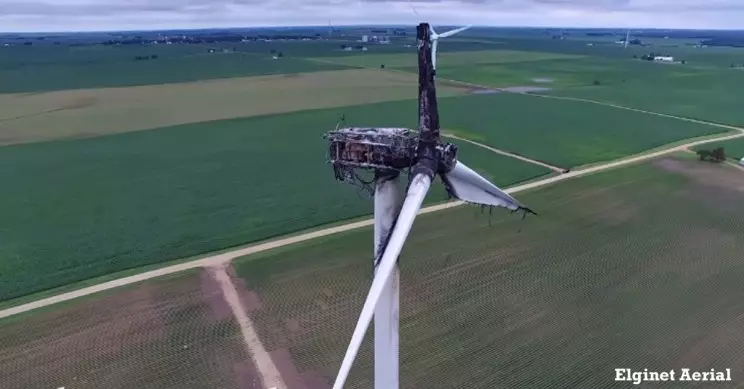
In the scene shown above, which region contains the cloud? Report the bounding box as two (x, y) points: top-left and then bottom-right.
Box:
(0, 0), (742, 32)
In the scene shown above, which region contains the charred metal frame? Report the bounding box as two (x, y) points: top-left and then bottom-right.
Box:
(412, 23), (442, 180)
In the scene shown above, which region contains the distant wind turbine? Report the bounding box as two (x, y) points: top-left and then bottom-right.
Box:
(625, 29), (631, 48)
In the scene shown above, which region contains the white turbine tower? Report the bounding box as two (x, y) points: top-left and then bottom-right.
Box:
(324, 22), (534, 389)
(625, 29), (631, 48)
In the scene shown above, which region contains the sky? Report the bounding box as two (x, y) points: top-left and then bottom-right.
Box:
(0, 0), (742, 33)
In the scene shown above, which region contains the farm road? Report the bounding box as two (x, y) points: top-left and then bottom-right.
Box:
(443, 133), (566, 173)
(1, 123), (742, 321)
(210, 264), (287, 389)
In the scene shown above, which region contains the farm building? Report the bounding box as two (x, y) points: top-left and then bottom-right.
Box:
(740, 157), (744, 166)
(654, 56), (675, 62)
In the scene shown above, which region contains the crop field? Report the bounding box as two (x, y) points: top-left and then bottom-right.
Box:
(0, 269), (259, 389)
(0, 45), (348, 93)
(311, 49), (584, 69)
(440, 34), (744, 68)
(238, 39), (499, 58)
(364, 52), (744, 127)
(539, 60), (744, 127)
(234, 156), (744, 388)
(0, 68), (470, 145)
(427, 56), (676, 89)
(437, 93), (725, 169)
(0, 108), (550, 302)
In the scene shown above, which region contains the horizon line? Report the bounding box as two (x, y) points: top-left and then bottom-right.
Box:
(2, 23), (743, 35)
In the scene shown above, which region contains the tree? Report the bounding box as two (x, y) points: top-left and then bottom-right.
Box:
(712, 147), (726, 162)
(277, 52), (284, 58)
(593, 79), (601, 86)
(697, 147), (726, 162)
(696, 149), (711, 161)
(380, 64), (385, 69)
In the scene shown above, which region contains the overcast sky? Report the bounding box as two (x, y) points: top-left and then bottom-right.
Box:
(0, 0), (741, 32)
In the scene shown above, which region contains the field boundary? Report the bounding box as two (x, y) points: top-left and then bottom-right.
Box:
(1, 123), (742, 320)
(443, 133), (566, 173)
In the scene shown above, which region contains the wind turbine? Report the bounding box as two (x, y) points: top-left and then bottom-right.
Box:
(625, 29), (631, 48)
(324, 22), (535, 389)
(405, 0), (472, 74)
(430, 25), (472, 73)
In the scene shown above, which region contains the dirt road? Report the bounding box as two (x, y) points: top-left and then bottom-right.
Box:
(211, 265), (287, 389)
(1, 123), (742, 320)
(443, 133), (566, 173)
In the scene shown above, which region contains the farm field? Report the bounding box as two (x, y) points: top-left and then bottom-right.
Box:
(311, 49), (584, 69)
(0, 68), (470, 145)
(437, 33), (744, 68)
(234, 156), (744, 388)
(436, 92), (726, 169)
(413, 56), (744, 128)
(0, 44), (351, 94)
(0, 270), (258, 389)
(0, 111), (550, 302)
(546, 65), (744, 127)
(230, 39), (498, 58)
(428, 56), (684, 89)
(318, 47), (744, 128)
(0, 39), (512, 94)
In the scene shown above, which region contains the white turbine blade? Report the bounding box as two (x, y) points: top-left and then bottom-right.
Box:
(437, 25), (472, 38)
(442, 161), (533, 213)
(432, 39), (438, 70)
(407, 0), (420, 18)
(332, 174), (432, 389)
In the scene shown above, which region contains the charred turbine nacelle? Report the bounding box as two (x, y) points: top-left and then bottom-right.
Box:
(324, 127), (458, 188)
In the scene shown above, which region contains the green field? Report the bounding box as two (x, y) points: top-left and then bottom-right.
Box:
(438, 93), (725, 168)
(546, 63), (744, 127)
(392, 53), (744, 127)
(0, 110), (550, 302)
(0, 45), (349, 93)
(234, 156), (744, 388)
(0, 270), (252, 389)
(312, 49), (584, 69)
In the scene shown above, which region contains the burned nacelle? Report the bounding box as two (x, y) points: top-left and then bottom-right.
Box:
(324, 127), (459, 190)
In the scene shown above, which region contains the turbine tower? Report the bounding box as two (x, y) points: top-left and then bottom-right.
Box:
(324, 22), (535, 389)
(625, 29), (631, 48)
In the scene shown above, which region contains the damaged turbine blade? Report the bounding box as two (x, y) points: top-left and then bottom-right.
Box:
(441, 161), (536, 214)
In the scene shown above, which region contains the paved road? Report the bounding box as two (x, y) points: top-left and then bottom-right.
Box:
(1, 113), (742, 321)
